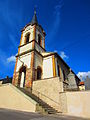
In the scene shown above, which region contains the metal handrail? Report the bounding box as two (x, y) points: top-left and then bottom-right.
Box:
(32, 89), (60, 105)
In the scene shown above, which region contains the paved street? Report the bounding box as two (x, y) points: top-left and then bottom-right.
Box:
(0, 108), (89, 120)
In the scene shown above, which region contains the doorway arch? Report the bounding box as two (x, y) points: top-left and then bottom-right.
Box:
(18, 66), (26, 88)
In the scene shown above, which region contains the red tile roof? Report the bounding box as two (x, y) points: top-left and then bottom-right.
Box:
(79, 81), (84, 85)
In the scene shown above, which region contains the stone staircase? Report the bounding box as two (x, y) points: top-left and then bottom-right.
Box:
(17, 87), (58, 114)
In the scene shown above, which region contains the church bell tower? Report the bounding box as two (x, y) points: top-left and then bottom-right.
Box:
(12, 10), (46, 88)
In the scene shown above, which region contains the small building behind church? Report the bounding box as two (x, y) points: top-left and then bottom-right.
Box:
(84, 76), (90, 90)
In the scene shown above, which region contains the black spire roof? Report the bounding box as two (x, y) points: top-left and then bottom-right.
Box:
(30, 9), (38, 25)
(21, 8), (46, 35)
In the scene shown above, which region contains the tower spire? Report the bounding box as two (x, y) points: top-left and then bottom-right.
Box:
(34, 6), (36, 14)
(31, 7), (38, 25)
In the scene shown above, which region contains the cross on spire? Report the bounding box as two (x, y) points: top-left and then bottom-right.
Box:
(34, 6), (36, 14)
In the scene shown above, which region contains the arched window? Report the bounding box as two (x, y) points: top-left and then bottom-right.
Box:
(18, 66), (26, 87)
(25, 33), (30, 44)
(57, 65), (60, 77)
(38, 34), (42, 46)
(37, 67), (42, 80)
(63, 70), (65, 81)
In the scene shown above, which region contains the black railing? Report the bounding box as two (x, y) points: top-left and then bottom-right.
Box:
(32, 89), (60, 106)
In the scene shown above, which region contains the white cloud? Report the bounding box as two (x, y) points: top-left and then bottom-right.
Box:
(60, 51), (68, 59)
(47, 0), (64, 43)
(54, 0), (64, 15)
(77, 71), (90, 80)
(7, 55), (16, 63)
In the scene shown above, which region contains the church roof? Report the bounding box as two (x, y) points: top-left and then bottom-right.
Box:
(21, 10), (46, 35)
(42, 52), (55, 56)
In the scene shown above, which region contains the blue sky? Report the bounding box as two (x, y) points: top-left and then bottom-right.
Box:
(0, 0), (90, 79)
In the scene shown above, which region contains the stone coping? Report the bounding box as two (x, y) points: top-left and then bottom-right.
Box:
(59, 90), (90, 94)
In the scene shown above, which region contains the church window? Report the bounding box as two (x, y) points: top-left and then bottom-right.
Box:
(38, 34), (42, 46)
(57, 65), (60, 77)
(37, 67), (42, 80)
(25, 33), (30, 44)
(63, 70), (65, 81)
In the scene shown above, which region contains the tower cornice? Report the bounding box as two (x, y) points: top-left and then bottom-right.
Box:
(16, 49), (43, 58)
(18, 39), (46, 51)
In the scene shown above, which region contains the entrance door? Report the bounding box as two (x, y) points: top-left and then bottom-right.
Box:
(20, 72), (25, 88)
(18, 66), (26, 88)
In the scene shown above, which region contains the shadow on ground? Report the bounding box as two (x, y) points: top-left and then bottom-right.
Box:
(0, 108), (89, 120)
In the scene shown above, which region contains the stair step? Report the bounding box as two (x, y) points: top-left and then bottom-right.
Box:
(48, 111), (56, 114)
(46, 110), (56, 112)
(17, 87), (58, 114)
(45, 108), (56, 111)
(39, 104), (49, 106)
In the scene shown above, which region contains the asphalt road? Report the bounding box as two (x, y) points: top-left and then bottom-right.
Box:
(0, 108), (89, 120)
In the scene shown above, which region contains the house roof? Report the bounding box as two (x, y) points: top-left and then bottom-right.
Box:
(0, 76), (12, 84)
(79, 81), (84, 85)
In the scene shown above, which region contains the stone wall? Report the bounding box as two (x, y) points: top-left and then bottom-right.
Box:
(0, 84), (37, 112)
(60, 91), (90, 118)
(32, 77), (63, 111)
(32, 77), (90, 118)
(13, 68), (32, 88)
(25, 68), (32, 87)
(12, 72), (19, 86)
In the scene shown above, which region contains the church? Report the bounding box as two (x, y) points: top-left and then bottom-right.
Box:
(1, 10), (90, 118)
(12, 10), (80, 90)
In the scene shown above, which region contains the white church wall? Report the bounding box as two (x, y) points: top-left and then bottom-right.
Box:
(16, 53), (31, 72)
(43, 56), (53, 79)
(30, 27), (35, 41)
(19, 42), (32, 54)
(34, 52), (43, 69)
(36, 29), (44, 48)
(42, 40), (44, 48)
(20, 33), (25, 45)
(36, 29), (44, 42)
(35, 43), (45, 53)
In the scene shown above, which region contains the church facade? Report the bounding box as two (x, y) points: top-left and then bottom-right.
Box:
(12, 11), (80, 89)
